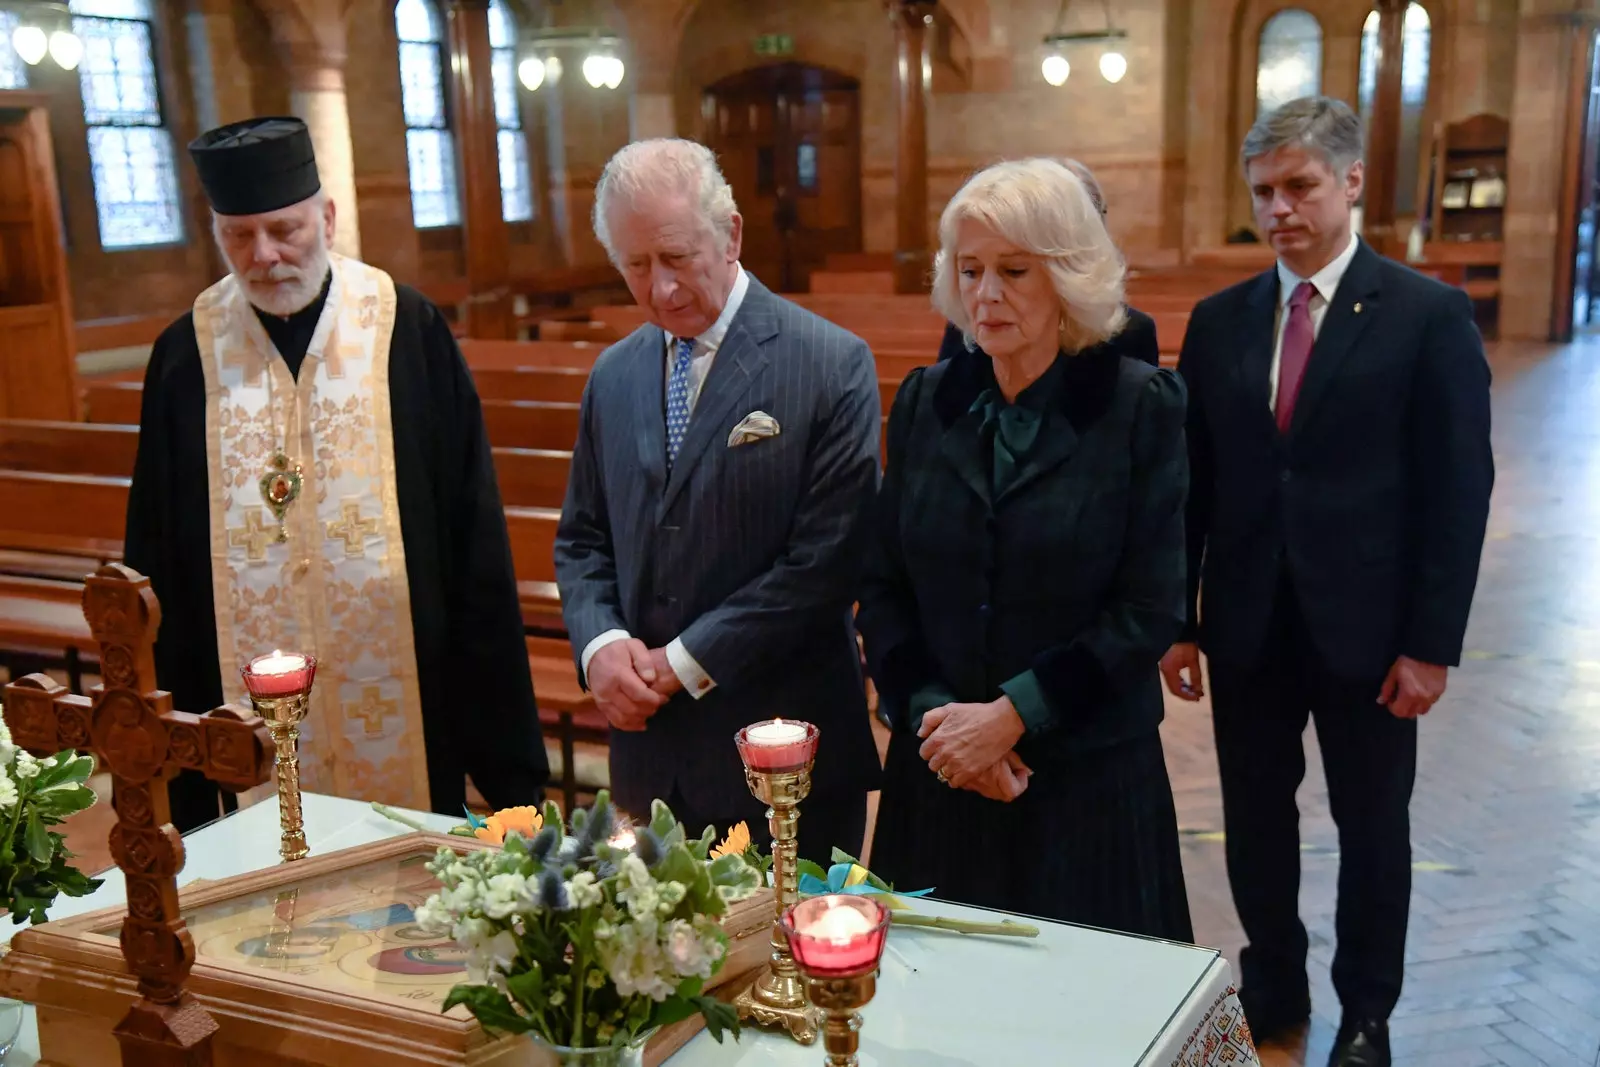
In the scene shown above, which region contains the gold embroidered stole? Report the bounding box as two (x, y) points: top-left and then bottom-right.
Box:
(195, 253), (431, 810)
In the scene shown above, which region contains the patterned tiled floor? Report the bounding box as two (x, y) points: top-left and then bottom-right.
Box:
(54, 339), (1600, 1065)
(1167, 339), (1600, 1067)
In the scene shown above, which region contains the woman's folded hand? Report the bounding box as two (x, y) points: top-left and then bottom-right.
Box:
(966, 751), (1034, 802)
(919, 696), (1028, 788)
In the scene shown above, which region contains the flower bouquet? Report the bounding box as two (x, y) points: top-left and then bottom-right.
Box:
(409, 791), (760, 1061)
(0, 718), (103, 925)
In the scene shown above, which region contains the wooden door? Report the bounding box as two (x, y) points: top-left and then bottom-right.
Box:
(701, 64), (862, 293)
(0, 96), (79, 422)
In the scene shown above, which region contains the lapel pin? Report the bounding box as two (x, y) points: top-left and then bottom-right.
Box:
(1353, 302), (1363, 314)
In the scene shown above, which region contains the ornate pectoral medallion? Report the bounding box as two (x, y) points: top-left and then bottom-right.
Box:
(259, 451), (305, 542)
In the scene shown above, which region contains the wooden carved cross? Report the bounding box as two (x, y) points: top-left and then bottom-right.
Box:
(1, 564), (275, 1067)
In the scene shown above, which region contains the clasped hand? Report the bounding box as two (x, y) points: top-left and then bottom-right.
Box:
(918, 697), (1032, 802)
(587, 639), (682, 731)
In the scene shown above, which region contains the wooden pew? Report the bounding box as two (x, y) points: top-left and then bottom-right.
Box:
(495, 448), (571, 509)
(460, 339), (608, 370)
(482, 401), (582, 452)
(0, 421), (138, 477)
(810, 271), (894, 295)
(83, 381), (143, 424)
(472, 366), (590, 405)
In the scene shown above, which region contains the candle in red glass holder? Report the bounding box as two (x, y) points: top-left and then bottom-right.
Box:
(780, 895), (891, 977)
(735, 718), (819, 772)
(241, 650), (317, 699)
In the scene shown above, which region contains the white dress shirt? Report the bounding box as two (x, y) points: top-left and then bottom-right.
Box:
(578, 264), (751, 699)
(1268, 234), (1361, 415)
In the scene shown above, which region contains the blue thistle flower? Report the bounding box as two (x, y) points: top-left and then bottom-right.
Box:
(538, 868), (572, 910)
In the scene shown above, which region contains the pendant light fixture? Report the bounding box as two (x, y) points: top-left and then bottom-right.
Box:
(1041, 0), (1128, 86)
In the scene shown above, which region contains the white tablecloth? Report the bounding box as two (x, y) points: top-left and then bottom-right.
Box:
(3, 795), (1258, 1066)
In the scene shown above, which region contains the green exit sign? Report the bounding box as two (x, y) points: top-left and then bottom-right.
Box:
(754, 33), (794, 56)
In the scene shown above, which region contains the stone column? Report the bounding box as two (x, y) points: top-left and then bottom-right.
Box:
(445, 0), (513, 339)
(887, 0), (936, 294)
(184, 0), (255, 134)
(1362, 0), (1408, 254)
(284, 42), (362, 260)
(630, 93), (675, 140)
(1501, 4), (1600, 339)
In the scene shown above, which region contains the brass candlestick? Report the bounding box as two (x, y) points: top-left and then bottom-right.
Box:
(805, 972), (878, 1067)
(781, 895), (891, 1067)
(733, 721), (822, 1044)
(240, 653), (317, 863)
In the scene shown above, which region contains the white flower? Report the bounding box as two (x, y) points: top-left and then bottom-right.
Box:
(441, 881), (481, 914)
(662, 919), (713, 979)
(480, 872), (536, 920)
(0, 776), (18, 813)
(466, 930), (520, 984)
(657, 880), (687, 913)
(413, 896), (453, 935)
(549, 989), (566, 1007)
(13, 752), (39, 780)
(597, 920), (676, 1001)
(452, 915), (493, 947)
(567, 871), (603, 910)
(616, 856), (660, 919)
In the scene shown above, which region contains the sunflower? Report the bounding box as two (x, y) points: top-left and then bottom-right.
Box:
(474, 805), (543, 845)
(710, 821), (751, 860)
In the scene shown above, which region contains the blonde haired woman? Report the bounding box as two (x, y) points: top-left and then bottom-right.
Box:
(857, 159), (1192, 936)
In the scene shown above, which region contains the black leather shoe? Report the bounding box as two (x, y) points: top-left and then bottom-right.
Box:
(1237, 985), (1311, 1042)
(1328, 1017), (1390, 1067)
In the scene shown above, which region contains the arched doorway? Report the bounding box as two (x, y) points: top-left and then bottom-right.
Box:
(700, 64), (862, 293)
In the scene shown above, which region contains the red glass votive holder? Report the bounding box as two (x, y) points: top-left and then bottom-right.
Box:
(241, 651), (318, 700)
(735, 719), (820, 773)
(780, 895), (891, 978)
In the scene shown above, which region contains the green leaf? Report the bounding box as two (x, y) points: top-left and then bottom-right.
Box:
(687, 824), (717, 862)
(691, 996), (741, 1043)
(504, 968), (546, 1014)
(23, 812), (53, 865)
(33, 785), (96, 820)
(441, 985), (532, 1035)
(795, 858), (828, 885)
(542, 798), (563, 835)
(648, 995), (700, 1030)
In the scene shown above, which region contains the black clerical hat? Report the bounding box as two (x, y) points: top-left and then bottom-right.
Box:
(188, 116), (321, 216)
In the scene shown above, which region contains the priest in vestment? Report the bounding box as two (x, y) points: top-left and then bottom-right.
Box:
(124, 117), (547, 832)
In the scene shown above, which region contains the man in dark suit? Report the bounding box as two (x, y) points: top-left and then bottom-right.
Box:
(1160, 97), (1493, 1067)
(554, 138), (882, 865)
(936, 159), (1160, 368)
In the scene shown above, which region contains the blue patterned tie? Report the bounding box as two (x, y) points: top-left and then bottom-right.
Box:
(665, 336), (696, 468)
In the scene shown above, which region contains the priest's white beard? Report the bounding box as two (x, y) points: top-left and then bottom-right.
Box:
(236, 229), (331, 317)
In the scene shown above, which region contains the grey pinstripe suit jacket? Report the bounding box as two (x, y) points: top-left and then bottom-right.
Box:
(553, 275), (883, 816)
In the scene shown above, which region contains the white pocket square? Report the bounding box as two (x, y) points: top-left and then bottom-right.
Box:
(728, 411), (781, 447)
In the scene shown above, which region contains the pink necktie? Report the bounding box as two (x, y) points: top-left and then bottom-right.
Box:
(1275, 281), (1316, 433)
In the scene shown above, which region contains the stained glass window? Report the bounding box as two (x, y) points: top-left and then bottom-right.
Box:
(1358, 3), (1432, 217)
(489, 0), (532, 223)
(1255, 10), (1322, 115)
(396, 0), (460, 228)
(70, 0), (184, 248)
(0, 11), (28, 90)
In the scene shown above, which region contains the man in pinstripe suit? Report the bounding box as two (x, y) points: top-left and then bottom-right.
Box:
(554, 139), (882, 863)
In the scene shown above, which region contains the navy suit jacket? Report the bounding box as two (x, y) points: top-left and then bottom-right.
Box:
(1177, 240), (1494, 679)
(936, 307), (1161, 368)
(554, 275), (883, 816)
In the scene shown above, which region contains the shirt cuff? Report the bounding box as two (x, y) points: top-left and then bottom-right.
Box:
(579, 629), (632, 687)
(907, 683), (956, 736)
(667, 637), (716, 698)
(999, 670), (1054, 736)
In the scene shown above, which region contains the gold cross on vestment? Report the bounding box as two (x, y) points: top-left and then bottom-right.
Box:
(220, 337), (269, 389)
(345, 686), (399, 736)
(322, 342), (362, 380)
(325, 499), (379, 558)
(229, 507), (277, 561)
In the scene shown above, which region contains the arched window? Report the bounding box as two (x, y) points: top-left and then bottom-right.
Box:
(489, 0), (532, 222)
(0, 11), (28, 90)
(1256, 9), (1323, 115)
(396, 0), (460, 228)
(1359, 3), (1432, 216)
(70, 0), (184, 248)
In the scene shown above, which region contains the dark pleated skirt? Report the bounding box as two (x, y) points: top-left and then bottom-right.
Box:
(870, 730), (1194, 942)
